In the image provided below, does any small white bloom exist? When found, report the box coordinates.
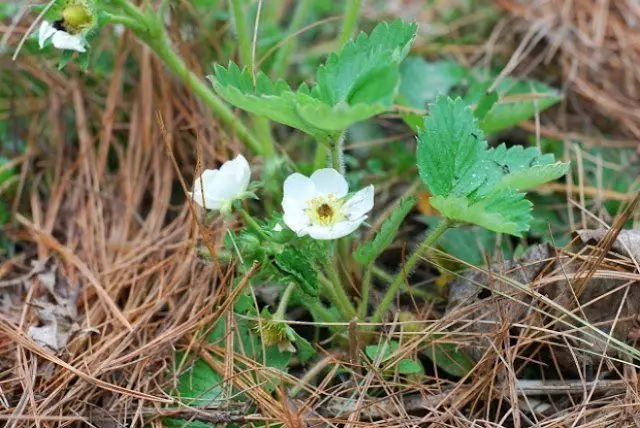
[273,223,284,232]
[38,21,86,53]
[189,154,251,211]
[282,168,374,240]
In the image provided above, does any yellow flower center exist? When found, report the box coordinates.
[306,195,345,226]
[62,3,93,34]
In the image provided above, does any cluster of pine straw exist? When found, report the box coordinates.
[0,1,639,426]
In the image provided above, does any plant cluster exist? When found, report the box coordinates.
[22,0,571,421]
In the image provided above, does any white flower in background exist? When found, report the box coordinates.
[282,168,374,240]
[38,21,86,53]
[189,155,251,212]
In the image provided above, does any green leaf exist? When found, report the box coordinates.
[210,21,417,136]
[416,97,495,198]
[274,247,320,298]
[489,144,570,191]
[294,93,384,131]
[474,90,499,121]
[315,20,416,107]
[365,340,399,362]
[397,359,424,375]
[177,358,224,406]
[464,77,562,134]
[398,58,467,111]
[426,340,474,378]
[416,96,568,236]
[354,196,416,265]
[431,192,533,236]
[209,64,324,137]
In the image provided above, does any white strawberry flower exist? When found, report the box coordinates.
[282,168,374,240]
[38,21,86,53]
[189,154,252,213]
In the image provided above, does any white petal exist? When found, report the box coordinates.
[283,173,316,206]
[219,154,251,194]
[51,31,86,52]
[187,190,223,210]
[282,204,310,236]
[344,185,374,219]
[38,21,56,48]
[310,168,348,198]
[306,217,366,240]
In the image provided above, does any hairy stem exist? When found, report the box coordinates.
[370,219,453,324]
[274,282,296,320]
[325,261,357,320]
[339,0,362,46]
[357,263,373,319]
[331,132,346,174]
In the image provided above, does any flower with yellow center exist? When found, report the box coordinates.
[281,168,374,240]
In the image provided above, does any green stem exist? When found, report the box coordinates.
[308,300,339,324]
[271,0,312,78]
[332,132,346,174]
[238,208,268,240]
[339,0,362,46]
[112,0,264,156]
[357,263,373,319]
[274,282,296,320]
[325,261,357,320]
[313,141,329,170]
[112,0,147,22]
[103,13,146,32]
[370,219,453,324]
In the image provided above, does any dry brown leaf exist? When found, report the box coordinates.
[27,260,80,352]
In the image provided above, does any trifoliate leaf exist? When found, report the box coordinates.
[416,97,497,198]
[354,196,416,265]
[209,63,324,137]
[274,247,319,298]
[488,144,570,191]
[416,96,568,236]
[430,191,533,236]
[209,21,417,137]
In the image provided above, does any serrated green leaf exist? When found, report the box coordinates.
[416,97,496,198]
[295,93,384,131]
[398,58,467,111]
[315,20,416,106]
[274,247,319,298]
[489,144,570,191]
[430,192,533,236]
[354,196,416,265]
[210,21,417,136]
[209,64,324,137]
[397,359,424,375]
